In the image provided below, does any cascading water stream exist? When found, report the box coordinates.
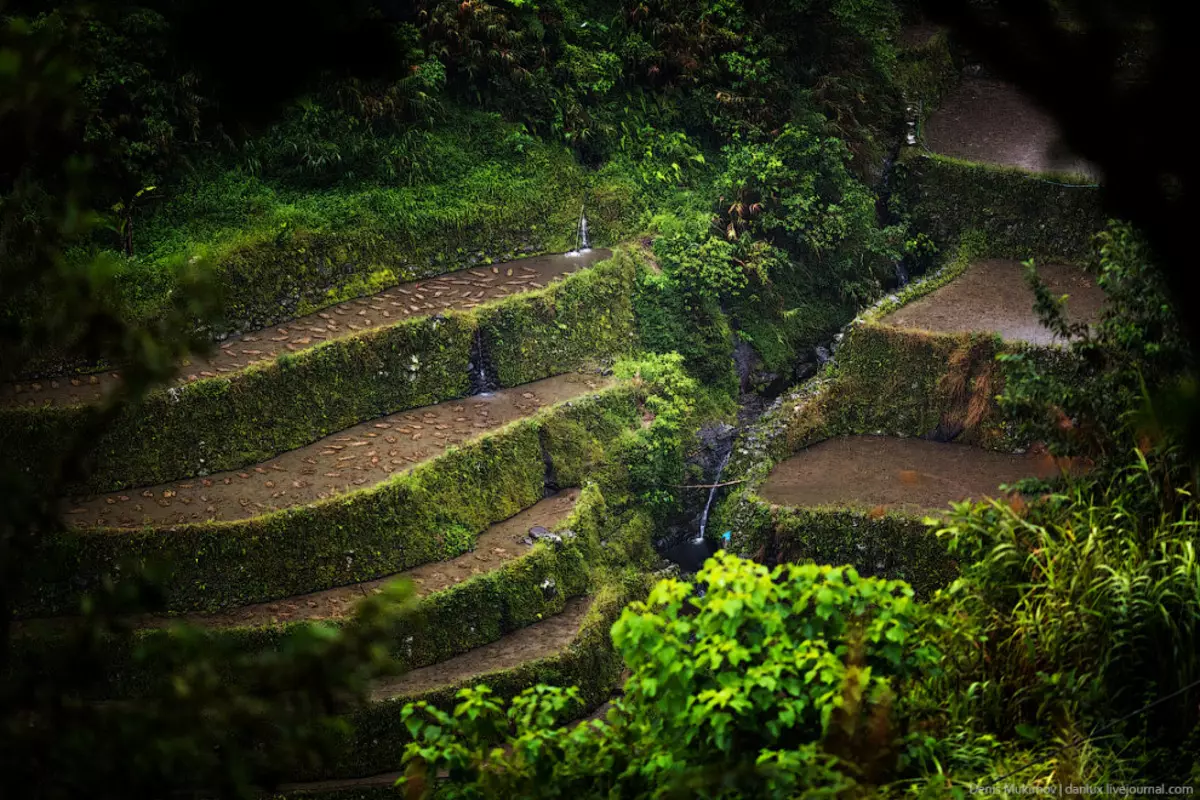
[694,450,730,544]
[567,204,591,256]
[468,328,498,396]
[578,211,590,250]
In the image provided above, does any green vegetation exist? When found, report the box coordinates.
[893,149,1106,263]
[5,0,1198,798]
[396,555,939,798]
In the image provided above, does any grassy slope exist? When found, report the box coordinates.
[104,108,643,329]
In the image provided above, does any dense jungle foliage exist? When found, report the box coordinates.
[2,0,1198,798]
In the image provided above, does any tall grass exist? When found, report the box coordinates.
[917,454,1200,781]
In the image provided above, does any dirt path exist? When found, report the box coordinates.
[371,596,593,701]
[881,259,1105,344]
[63,375,609,528]
[924,78,1098,177]
[3,250,611,409]
[760,435,1065,516]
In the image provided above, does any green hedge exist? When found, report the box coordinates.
[479,250,637,386]
[727,495,957,599]
[832,323,1016,448]
[0,253,638,494]
[893,149,1105,262]
[18,386,642,617]
[318,577,640,781]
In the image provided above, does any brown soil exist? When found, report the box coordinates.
[759,435,1065,516]
[2,250,611,408]
[881,259,1105,345]
[370,596,593,701]
[137,489,581,629]
[63,375,609,528]
[924,78,1099,178]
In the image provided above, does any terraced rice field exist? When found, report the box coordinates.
[759,435,1063,515]
[62,374,608,528]
[371,596,594,700]
[924,78,1099,178]
[3,249,610,408]
[881,258,1105,344]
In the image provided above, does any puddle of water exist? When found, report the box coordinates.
[924,79,1099,178]
[759,435,1066,516]
[3,249,612,408]
[881,259,1105,344]
[64,374,609,528]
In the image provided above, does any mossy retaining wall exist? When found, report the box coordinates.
[724,490,958,600]
[833,324,1016,448]
[196,163,639,336]
[712,380,959,598]
[713,239,1087,595]
[0,252,638,494]
[893,149,1106,263]
[478,251,637,387]
[17,386,643,617]
[7,482,632,701]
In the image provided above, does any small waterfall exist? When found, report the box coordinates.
[567,204,592,257]
[468,329,498,395]
[694,450,731,544]
[894,259,910,287]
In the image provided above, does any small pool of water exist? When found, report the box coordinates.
[760,435,1064,516]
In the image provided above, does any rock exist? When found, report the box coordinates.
[529,525,564,549]
[540,577,557,599]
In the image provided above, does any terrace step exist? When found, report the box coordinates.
[3,249,610,408]
[879,258,1105,344]
[63,374,608,528]
[923,78,1099,178]
[759,435,1066,516]
[371,595,594,702]
[109,489,578,631]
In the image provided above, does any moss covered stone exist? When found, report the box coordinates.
[893,150,1105,262]
[1,252,639,494]
[478,251,637,387]
[7,481,634,701]
[17,386,644,617]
